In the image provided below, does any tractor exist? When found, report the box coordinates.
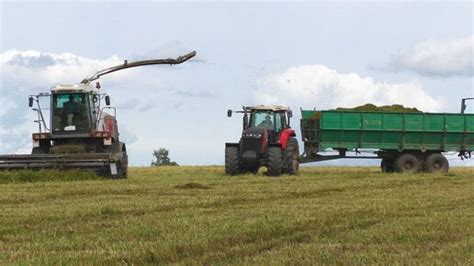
[0,51,196,178]
[225,105,300,176]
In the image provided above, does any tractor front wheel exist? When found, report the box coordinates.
[284,139,299,175]
[225,146,240,175]
[267,147,282,176]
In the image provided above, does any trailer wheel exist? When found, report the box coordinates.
[284,138,299,175]
[225,146,240,175]
[267,147,282,176]
[424,153,449,174]
[394,154,421,173]
[380,159,395,173]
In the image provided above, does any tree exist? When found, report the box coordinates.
[151,147,178,166]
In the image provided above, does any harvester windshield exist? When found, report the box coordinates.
[52,93,93,132]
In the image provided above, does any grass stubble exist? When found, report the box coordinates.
[0,166,472,264]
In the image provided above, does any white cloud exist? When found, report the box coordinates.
[255,64,444,112]
[1,49,123,86]
[381,36,473,77]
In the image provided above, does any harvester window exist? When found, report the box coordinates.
[52,93,90,132]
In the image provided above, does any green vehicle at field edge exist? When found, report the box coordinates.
[300,98,474,173]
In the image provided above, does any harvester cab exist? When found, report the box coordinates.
[1,51,197,178]
[225,105,299,176]
[28,83,117,154]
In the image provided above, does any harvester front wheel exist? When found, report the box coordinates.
[119,142,128,179]
[284,138,299,175]
[267,147,282,176]
[394,153,421,173]
[225,146,240,175]
[424,153,449,174]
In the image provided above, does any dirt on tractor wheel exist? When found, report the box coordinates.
[174,182,212,190]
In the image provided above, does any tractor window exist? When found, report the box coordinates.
[275,112,284,132]
[251,111,274,130]
[52,93,90,132]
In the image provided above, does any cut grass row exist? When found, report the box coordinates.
[0,166,472,264]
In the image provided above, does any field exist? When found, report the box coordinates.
[1,166,473,264]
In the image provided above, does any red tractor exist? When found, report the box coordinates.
[225,105,300,176]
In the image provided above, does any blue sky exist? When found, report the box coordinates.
[1,1,473,166]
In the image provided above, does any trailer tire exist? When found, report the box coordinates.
[424,153,449,174]
[381,159,395,173]
[267,147,282,176]
[394,153,421,173]
[284,138,299,175]
[225,146,240,175]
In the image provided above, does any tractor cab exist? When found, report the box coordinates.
[246,106,292,142]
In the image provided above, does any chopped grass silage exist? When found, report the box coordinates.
[0,169,101,183]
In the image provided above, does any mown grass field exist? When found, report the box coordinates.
[1,166,473,264]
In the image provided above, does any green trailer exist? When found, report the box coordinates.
[300,99,474,173]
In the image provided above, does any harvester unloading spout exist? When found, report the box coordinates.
[0,51,197,178]
[81,51,196,84]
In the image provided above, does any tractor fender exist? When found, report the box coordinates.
[279,128,296,150]
[226,143,240,148]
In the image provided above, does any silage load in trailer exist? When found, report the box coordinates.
[335,103,422,113]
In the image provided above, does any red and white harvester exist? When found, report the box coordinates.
[0,51,196,178]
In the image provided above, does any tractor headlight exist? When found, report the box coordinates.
[242,133,262,138]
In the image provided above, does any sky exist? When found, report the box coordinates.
[1,1,473,166]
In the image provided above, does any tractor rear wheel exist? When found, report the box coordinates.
[394,153,421,173]
[284,138,299,175]
[267,147,282,176]
[225,146,240,175]
[424,153,449,173]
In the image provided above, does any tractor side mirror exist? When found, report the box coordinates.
[287,110,293,118]
[461,102,466,114]
[28,96,34,107]
[227,109,232,117]
[105,95,111,106]
[243,113,249,129]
